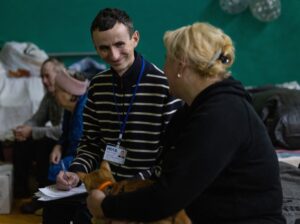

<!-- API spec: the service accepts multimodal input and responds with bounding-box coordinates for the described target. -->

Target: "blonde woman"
[86,22,285,223]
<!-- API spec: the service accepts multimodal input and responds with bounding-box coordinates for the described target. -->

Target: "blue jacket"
[48,93,87,181]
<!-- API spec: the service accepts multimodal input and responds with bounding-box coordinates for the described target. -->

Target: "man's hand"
[13,125,32,141]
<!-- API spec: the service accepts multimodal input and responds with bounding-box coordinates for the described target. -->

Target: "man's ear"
[131,31,140,48]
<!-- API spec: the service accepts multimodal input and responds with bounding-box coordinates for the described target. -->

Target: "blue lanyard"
[112,57,145,147]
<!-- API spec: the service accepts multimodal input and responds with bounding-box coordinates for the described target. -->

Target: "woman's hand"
[87,190,106,219]
[87,190,129,224]
[50,144,62,164]
[56,171,79,190]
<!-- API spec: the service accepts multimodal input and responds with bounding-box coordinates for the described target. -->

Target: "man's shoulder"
[144,59,164,76]
[143,61,168,84]
[42,91,56,104]
[89,69,112,84]
[94,68,112,77]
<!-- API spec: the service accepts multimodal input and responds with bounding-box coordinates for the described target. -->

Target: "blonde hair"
[163,22,235,79]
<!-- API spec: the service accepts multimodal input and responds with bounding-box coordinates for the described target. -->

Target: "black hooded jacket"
[102,77,285,224]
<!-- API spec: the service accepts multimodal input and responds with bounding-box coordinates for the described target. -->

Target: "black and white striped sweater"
[69,53,182,180]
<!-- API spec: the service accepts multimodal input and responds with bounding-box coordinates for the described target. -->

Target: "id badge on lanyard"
[103,144,127,165]
[103,57,145,165]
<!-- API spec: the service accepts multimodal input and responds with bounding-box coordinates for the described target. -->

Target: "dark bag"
[252,88,300,149]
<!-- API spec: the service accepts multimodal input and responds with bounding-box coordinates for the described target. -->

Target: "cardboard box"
[0,163,13,214]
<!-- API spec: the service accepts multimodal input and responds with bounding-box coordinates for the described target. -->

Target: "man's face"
[92,22,139,76]
[41,62,57,93]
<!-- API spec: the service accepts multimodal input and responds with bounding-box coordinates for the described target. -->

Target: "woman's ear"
[177,60,187,76]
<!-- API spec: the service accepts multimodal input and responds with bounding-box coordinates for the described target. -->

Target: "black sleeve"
[102,102,248,222]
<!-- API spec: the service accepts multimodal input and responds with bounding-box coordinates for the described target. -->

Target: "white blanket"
[0,72,44,139]
[0,41,47,140]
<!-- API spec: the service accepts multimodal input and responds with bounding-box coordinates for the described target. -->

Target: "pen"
[60,160,70,188]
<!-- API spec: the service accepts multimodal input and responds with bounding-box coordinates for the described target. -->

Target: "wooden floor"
[0,198,42,224]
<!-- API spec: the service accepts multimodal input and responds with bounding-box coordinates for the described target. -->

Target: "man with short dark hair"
[43,8,181,223]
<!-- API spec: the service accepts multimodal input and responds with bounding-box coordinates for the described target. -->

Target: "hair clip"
[207,49,222,68]
[219,54,230,64]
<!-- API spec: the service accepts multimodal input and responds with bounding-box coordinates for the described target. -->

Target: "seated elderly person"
[13,58,64,213]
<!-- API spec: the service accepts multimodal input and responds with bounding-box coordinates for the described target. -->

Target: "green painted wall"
[0,0,299,86]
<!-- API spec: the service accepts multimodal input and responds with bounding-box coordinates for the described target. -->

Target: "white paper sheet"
[36,184,87,201]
